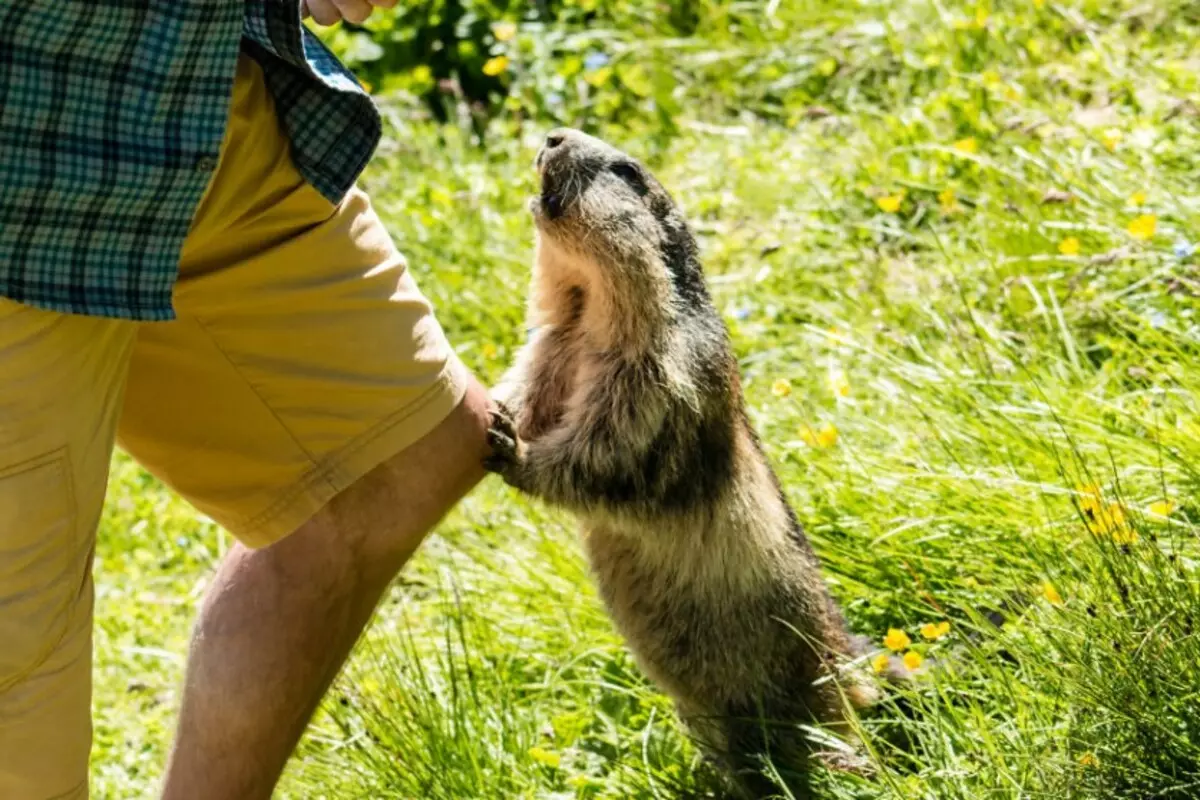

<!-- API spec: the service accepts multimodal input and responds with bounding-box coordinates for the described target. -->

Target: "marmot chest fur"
[485,128,877,794]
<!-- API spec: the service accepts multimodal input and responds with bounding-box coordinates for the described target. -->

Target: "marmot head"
[528,129,709,340]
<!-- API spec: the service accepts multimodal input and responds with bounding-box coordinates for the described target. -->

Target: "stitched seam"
[237,359,457,533]
[187,312,329,482]
[0,446,68,480]
[0,448,78,695]
[45,777,89,800]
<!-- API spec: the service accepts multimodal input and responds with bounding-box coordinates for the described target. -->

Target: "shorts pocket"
[0,448,79,689]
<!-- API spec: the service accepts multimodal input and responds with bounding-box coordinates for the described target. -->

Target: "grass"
[92,0,1200,797]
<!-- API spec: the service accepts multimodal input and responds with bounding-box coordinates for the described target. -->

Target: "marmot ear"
[609,162,650,196]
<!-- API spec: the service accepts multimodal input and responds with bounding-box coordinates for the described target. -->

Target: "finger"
[332,0,374,24]
[368,0,398,7]
[304,0,342,25]
[487,429,515,452]
[494,412,517,438]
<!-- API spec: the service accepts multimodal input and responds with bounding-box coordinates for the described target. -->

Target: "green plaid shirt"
[0,1,380,321]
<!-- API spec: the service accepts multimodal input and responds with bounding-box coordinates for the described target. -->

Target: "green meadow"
[94,2,1200,796]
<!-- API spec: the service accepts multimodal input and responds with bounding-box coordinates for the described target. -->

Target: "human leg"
[157,383,489,800]
[113,51,492,799]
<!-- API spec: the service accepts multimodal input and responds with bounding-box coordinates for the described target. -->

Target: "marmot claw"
[483,405,521,474]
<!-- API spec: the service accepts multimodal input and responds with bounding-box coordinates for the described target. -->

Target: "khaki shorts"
[0,52,467,798]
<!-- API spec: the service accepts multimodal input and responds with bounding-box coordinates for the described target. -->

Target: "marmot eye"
[609,162,647,193]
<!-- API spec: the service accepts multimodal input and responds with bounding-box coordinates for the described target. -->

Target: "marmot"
[485,128,878,796]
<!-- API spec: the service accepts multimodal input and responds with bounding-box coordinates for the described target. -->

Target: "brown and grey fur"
[485,128,877,796]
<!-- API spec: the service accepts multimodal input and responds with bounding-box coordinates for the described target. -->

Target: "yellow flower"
[1111,521,1139,545]
[800,423,839,449]
[883,628,911,651]
[1079,752,1099,768]
[1042,582,1063,605]
[1099,502,1126,533]
[876,191,905,213]
[938,188,959,213]
[1074,488,1138,542]
[1058,236,1081,256]
[920,621,951,640]
[974,6,989,27]
[771,379,792,398]
[481,342,498,359]
[872,653,890,674]
[1129,190,1147,206]
[1081,495,1131,538]
[1127,214,1157,240]
[817,58,839,77]
[528,746,561,768]
[482,56,510,76]
[903,650,924,671]
[492,21,517,41]
[1101,129,1123,151]
[982,69,1001,87]
[1076,484,1106,524]
[1148,499,1176,518]
[953,136,978,155]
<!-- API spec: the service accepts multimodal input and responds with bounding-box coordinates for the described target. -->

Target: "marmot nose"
[537,129,574,173]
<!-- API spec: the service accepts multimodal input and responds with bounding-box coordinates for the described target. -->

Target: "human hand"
[300,0,397,26]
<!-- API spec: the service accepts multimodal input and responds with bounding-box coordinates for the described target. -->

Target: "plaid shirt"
[0,0,380,321]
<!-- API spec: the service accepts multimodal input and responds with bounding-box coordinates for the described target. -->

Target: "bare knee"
[289,376,492,582]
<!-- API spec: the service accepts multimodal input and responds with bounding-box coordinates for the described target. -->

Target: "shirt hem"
[0,293,177,322]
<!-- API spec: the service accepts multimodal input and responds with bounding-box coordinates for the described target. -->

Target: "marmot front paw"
[483,404,524,478]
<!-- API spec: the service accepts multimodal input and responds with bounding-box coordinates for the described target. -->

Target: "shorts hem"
[222,353,469,548]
